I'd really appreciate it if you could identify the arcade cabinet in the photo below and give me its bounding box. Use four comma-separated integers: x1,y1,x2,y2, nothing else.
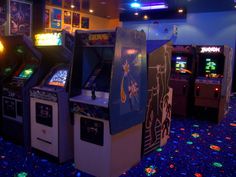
142,40,173,156
0,37,21,133
70,28,147,177
1,35,42,148
169,45,195,117
30,31,74,163
194,45,232,123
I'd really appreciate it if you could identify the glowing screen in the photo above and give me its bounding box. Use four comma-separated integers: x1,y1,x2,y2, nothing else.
175,56,187,73
198,56,224,78
48,69,68,87
205,58,216,73
18,65,34,79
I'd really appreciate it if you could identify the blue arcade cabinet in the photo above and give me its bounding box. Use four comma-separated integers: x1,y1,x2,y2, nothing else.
69,27,147,177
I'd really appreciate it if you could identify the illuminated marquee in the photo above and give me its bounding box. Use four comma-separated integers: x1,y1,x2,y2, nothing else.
88,33,111,45
89,34,109,41
200,47,221,53
35,33,62,46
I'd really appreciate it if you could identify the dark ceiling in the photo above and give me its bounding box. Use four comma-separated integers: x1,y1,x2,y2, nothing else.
79,0,236,19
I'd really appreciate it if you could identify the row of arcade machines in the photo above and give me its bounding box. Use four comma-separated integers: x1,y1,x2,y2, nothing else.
1,28,173,176
170,45,232,123
0,31,75,164
69,28,173,177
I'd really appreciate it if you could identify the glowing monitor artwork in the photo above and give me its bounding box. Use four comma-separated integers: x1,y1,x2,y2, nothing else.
198,56,224,78
48,69,68,87
205,58,216,73
175,56,187,73
18,65,34,79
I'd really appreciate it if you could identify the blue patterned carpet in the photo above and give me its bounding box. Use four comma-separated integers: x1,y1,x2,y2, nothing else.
0,97,235,177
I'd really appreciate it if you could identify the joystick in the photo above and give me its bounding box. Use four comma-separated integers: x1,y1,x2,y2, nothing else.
91,84,96,100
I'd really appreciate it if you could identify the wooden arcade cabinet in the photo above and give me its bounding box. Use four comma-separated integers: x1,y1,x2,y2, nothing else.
194,45,232,123
169,45,196,117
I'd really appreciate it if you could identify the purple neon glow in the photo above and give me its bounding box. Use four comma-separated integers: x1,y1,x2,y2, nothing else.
139,2,168,10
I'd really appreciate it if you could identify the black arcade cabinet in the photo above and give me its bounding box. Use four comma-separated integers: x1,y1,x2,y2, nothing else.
142,40,173,156
169,45,195,117
30,31,74,162
0,38,19,132
1,35,42,147
70,28,147,177
194,45,232,123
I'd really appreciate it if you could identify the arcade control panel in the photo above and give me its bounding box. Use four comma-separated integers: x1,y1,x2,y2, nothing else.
195,77,221,108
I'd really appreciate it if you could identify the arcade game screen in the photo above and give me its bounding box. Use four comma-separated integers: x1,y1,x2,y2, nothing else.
199,56,224,78
48,69,68,87
93,62,112,92
18,64,35,79
82,47,114,92
172,56,189,74
205,58,216,73
84,61,112,92
175,56,187,73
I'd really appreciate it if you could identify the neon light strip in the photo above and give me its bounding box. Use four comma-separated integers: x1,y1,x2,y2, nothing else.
140,4,168,10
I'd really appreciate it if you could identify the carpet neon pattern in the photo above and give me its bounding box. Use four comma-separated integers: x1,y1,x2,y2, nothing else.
0,97,235,177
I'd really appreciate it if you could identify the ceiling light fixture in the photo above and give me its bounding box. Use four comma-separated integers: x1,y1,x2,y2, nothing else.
89,9,94,13
130,2,141,8
70,4,75,9
178,8,184,13
143,15,148,20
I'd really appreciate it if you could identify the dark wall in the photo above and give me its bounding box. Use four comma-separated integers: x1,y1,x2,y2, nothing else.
32,0,46,36
233,40,236,93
